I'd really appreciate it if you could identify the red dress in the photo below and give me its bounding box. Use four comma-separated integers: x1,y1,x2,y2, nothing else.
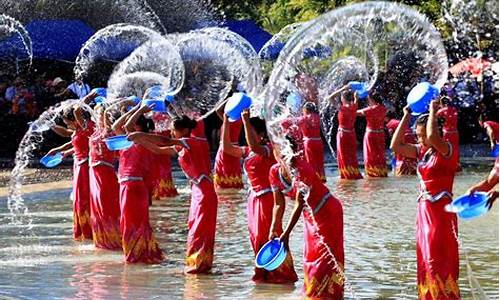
151,130,178,200
177,138,218,273
89,129,121,249
298,113,325,181
214,120,243,189
336,103,362,179
118,144,164,264
270,161,344,299
191,118,211,172
71,121,94,241
361,104,388,177
483,121,499,143
437,106,460,171
242,144,298,283
416,143,460,299
386,119,417,176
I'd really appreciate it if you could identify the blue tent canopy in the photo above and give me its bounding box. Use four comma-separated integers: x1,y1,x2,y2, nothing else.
0,19,95,61
222,20,272,52
0,19,272,62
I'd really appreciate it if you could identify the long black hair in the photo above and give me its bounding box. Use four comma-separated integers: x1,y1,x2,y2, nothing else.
173,115,197,131
137,115,155,132
249,117,268,140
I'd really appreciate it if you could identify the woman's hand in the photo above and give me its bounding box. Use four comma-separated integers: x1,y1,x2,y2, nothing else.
466,186,479,195
279,232,290,250
241,109,250,121
140,103,154,113
403,105,412,116
61,150,72,158
268,229,279,241
46,148,59,156
486,189,499,210
429,99,440,112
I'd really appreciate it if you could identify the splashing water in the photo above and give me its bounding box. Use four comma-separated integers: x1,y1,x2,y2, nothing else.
74,24,163,82
0,14,33,70
7,99,79,229
171,28,263,118
107,37,185,100
263,1,448,164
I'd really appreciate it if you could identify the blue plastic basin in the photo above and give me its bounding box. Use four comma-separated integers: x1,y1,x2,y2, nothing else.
94,96,106,104
92,87,107,97
142,99,167,112
286,92,302,114
255,239,287,271
225,92,253,122
491,144,499,158
348,81,369,100
40,152,63,168
104,135,133,151
406,82,439,115
447,192,489,220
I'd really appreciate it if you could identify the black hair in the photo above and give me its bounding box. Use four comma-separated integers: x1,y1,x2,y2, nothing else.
136,115,155,133
249,117,268,139
62,106,75,121
415,113,444,131
173,115,197,131
368,89,384,104
303,102,318,113
341,90,353,103
440,96,452,106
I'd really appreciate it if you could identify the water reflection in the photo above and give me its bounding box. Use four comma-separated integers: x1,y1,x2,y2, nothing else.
0,169,497,299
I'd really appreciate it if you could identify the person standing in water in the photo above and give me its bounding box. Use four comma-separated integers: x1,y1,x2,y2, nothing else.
214,100,244,190
329,86,363,180
467,157,499,210
112,104,164,264
437,96,460,171
479,115,499,149
391,100,460,299
221,110,298,283
47,104,94,241
297,102,326,182
88,103,121,249
386,118,417,176
129,114,218,273
269,139,344,299
357,91,388,177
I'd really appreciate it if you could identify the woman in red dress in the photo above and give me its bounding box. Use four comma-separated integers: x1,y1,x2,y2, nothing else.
48,105,94,241
335,90,362,179
213,102,244,190
391,100,460,299
129,114,218,273
479,116,499,149
150,113,178,200
386,118,417,176
191,116,212,172
88,105,121,249
357,93,388,177
437,96,460,171
221,110,298,283
269,141,344,299
112,104,164,264
298,102,325,182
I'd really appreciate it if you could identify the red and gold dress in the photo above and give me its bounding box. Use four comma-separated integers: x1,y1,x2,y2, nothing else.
191,118,212,172
71,121,94,241
298,113,325,181
336,103,362,179
360,104,388,177
89,129,121,249
416,143,460,299
177,138,218,273
214,120,243,189
118,144,164,264
151,130,178,200
242,144,298,283
270,160,344,299
386,119,417,176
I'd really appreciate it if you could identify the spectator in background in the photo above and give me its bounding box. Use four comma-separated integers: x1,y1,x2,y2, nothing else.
5,76,35,116
67,75,91,99
52,77,69,103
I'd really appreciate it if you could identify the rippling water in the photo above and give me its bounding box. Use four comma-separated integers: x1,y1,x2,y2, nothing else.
0,165,497,299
